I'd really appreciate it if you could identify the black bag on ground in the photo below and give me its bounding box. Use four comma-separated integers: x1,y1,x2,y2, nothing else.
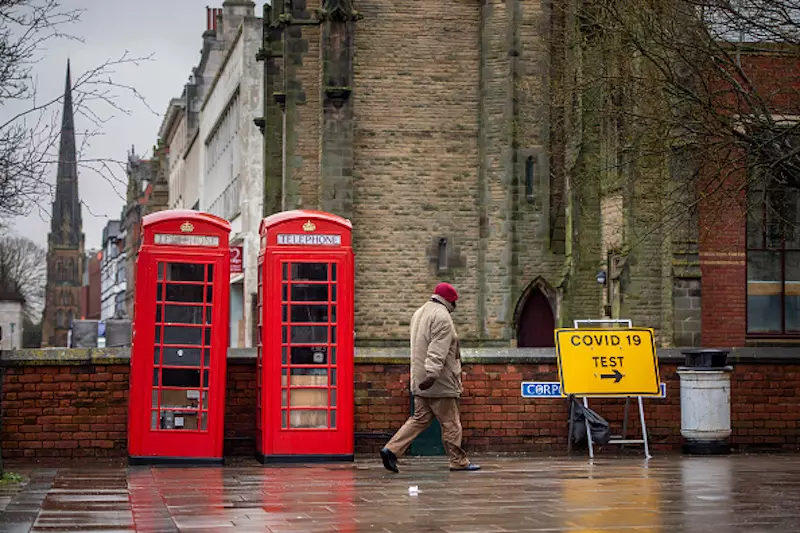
569,398,611,445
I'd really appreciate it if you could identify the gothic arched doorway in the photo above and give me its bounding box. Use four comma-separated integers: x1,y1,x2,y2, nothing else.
515,279,556,348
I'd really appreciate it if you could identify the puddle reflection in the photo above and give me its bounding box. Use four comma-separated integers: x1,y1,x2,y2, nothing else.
680,457,733,531
561,472,662,532
259,466,356,532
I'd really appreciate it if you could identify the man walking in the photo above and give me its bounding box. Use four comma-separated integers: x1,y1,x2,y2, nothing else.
380,283,480,473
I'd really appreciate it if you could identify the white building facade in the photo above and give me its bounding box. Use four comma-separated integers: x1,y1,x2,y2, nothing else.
159,2,263,348
100,220,126,320
0,298,24,350
198,4,263,349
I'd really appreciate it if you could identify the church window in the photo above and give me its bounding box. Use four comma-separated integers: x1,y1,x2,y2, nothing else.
56,310,65,329
525,156,536,202
437,238,448,272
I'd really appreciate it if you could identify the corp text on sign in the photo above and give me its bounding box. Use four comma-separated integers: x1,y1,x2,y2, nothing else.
555,328,660,397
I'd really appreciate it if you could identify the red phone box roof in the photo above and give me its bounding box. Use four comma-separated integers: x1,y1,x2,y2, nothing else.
142,210,231,248
260,210,352,250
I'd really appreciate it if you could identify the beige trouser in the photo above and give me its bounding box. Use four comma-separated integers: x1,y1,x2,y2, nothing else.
384,396,470,468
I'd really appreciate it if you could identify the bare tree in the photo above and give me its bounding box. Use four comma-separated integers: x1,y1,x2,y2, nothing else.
0,0,154,224
537,0,800,247
0,235,46,321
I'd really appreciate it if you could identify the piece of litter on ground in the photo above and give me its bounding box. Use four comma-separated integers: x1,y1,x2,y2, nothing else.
408,485,420,495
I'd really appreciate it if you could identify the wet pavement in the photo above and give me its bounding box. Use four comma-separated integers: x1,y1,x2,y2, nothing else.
1,455,800,532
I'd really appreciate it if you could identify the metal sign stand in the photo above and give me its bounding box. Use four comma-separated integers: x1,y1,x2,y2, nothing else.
567,319,652,460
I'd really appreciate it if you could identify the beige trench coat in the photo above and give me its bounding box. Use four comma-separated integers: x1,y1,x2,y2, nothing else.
409,294,462,398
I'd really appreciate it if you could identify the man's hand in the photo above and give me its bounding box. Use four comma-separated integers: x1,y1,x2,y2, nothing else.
419,376,436,391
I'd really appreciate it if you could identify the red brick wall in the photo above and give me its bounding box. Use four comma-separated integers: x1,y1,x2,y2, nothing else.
0,361,258,461
698,152,747,347
223,362,258,455
354,362,800,453
1,365,130,459
2,361,799,461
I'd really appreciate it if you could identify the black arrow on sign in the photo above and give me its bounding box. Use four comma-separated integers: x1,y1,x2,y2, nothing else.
600,369,623,383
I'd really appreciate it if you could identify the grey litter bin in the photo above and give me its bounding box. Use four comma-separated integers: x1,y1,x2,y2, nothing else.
71,320,99,348
677,349,732,455
106,319,132,347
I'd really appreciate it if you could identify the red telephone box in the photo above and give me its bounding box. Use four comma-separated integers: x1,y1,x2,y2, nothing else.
128,210,231,464
257,210,354,462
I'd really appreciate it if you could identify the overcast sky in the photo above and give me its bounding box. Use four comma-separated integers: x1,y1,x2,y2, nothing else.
9,0,209,251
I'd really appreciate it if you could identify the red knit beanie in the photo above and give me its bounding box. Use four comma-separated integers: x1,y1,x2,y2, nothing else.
434,282,459,303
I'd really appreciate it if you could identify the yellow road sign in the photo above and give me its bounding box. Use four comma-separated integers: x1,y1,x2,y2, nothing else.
555,328,660,397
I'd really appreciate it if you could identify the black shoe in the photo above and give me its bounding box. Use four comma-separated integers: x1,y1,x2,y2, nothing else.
380,447,399,473
450,463,481,472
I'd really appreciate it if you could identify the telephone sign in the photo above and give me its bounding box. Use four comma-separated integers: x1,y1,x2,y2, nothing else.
555,328,660,397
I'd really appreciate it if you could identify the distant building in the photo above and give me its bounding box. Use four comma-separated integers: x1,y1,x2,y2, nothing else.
100,222,126,320
81,249,102,320
120,145,169,319
41,62,84,347
0,286,24,350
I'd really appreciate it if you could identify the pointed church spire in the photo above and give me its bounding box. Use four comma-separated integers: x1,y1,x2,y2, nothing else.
41,60,85,347
50,59,82,247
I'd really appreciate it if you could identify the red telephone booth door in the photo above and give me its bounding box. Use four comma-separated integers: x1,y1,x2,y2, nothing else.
261,253,353,460
129,254,228,462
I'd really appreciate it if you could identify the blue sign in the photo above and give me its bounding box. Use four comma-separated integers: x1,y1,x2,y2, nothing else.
521,382,666,399
521,382,562,398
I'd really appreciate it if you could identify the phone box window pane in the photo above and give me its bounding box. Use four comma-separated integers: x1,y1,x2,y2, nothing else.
163,305,204,324
161,368,200,388
165,284,204,303
167,263,205,282
163,326,203,346
290,325,328,344
291,284,329,302
162,347,201,367
290,410,327,429
291,263,327,281
291,346,327,365
291,305,329,323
